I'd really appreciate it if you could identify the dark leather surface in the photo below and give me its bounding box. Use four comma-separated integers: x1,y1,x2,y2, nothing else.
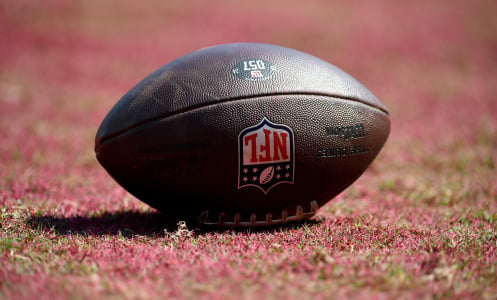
96,43,387,148
95,43,390,225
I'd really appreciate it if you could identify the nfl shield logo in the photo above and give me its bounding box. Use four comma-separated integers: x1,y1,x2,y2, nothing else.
238,117,295,194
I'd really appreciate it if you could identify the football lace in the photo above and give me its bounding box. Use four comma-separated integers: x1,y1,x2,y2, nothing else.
198,200,319,227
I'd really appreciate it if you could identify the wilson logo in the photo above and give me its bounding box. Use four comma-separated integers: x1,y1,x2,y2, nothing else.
238,118,295,194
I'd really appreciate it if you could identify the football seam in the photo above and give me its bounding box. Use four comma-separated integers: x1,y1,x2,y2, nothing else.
96,91,388,152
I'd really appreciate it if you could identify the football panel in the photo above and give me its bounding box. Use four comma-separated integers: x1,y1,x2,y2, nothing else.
95,43,387,146
96,94,390,222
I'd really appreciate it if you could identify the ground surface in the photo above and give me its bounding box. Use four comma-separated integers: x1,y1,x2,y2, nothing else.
1,0,496,299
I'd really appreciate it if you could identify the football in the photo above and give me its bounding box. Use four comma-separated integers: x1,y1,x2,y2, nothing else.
95,43,390,227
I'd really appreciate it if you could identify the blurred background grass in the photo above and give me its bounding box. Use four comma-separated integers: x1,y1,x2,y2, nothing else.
1,0,496,212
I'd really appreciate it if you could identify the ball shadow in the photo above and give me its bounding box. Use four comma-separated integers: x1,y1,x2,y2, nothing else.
27,210,179,237
27,210,323,238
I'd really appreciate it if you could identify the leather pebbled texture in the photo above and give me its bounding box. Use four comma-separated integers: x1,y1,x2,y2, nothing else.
95,43,387,148
95,43,390,226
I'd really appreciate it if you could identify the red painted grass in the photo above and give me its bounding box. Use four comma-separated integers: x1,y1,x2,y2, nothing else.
1,0,496,299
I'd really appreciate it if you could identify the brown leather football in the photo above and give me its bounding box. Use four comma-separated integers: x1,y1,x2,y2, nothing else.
95,43,390,227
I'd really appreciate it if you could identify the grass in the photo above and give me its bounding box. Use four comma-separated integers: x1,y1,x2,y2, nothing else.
2,210,496,298
1,0,497,299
